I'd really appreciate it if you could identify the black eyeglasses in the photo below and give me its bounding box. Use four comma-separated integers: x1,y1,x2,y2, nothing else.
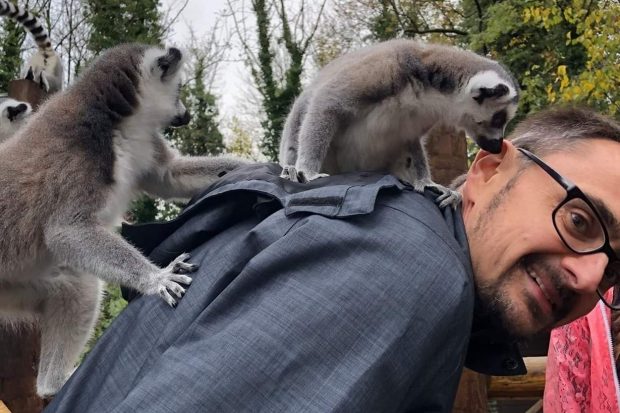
518,148,620,310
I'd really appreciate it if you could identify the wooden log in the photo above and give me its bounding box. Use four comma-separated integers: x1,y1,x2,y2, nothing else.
452,368,489,413
487,357,547,399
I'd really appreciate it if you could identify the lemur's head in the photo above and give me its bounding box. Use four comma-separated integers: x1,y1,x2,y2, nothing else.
0,97,31,143
138,46,191,129
458,70,519,154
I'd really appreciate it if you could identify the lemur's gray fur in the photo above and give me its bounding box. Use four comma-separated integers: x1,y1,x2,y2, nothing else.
0,43,249,397
0,0,63,93
0,96,31,142
279,39,519,207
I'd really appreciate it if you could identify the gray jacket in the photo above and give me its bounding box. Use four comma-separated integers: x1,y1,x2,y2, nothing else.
45,163,523,413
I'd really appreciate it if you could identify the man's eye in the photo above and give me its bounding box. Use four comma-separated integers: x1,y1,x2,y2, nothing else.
568,211,596,236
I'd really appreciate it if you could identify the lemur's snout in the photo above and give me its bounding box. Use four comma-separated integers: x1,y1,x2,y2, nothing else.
7,103,28,121
170,110,191,127
477,136,503,154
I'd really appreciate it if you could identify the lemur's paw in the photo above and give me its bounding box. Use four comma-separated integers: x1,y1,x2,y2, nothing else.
412,180,462,209
280,166,328,183
429,183,462,209
154,253,196,307
280,165,301,182
300,171,329,182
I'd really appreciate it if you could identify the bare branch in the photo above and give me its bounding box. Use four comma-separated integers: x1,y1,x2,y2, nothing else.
301,0,327,53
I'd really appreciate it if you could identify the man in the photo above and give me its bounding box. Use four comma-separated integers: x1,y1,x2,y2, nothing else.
45,107,620,412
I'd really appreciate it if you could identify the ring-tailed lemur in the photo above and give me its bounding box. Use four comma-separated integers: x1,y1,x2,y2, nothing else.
0,96,31,142
279,38,519,207
0,0,63,94
0,43,249,397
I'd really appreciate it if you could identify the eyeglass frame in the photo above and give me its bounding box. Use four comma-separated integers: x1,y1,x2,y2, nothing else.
517,147,620,310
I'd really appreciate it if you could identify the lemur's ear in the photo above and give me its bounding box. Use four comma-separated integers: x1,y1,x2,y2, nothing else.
472,83,509,105
156,47,183,80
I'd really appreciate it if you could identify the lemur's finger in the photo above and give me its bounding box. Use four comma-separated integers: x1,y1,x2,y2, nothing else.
174,261,198,274
167,283,186,298
158,286,177,307
169,273,193,285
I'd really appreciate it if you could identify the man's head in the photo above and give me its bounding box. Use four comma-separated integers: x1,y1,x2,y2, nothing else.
460,106,620,339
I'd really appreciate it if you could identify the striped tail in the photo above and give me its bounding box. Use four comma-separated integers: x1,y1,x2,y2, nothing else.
0,0,52,50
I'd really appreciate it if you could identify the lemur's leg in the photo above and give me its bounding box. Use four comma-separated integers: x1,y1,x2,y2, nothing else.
44,222,196,308
279,92,310,168
292,97,343,182
36,270,102,397
399,138,461,209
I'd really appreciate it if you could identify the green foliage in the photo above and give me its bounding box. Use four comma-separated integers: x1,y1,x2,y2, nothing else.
167,55,225,156
85,284,127,354
250,0,310,161
227,116,255,158
370,0,401,41
527,1,620,115
85,0,164,53
0,19,26,92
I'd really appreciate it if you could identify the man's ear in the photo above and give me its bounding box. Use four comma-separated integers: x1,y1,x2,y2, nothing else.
469,140,514,183
463,140,517,205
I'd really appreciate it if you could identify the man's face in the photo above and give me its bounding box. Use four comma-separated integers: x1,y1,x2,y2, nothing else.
461,139,620,339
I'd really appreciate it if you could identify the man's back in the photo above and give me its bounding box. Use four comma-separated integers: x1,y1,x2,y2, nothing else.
46,164,474,413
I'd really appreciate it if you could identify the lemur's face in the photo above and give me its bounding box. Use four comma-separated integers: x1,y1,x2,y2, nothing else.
138,46,191,129
458,70,519,154
0,98,32,143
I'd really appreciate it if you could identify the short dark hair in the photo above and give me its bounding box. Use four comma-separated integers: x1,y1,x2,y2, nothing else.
509,106,620,156
449,106,620,189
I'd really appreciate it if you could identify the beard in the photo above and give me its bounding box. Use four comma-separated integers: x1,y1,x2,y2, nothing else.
475,255,577,340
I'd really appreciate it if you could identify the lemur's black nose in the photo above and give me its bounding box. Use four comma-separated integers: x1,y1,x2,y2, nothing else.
477,136,503,154
170,110,191,127
7,103,28,121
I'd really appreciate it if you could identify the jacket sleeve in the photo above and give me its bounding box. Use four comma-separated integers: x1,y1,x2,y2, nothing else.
46,200,473,413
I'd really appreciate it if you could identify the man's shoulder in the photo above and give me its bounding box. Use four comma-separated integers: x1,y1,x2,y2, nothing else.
201,163,470,270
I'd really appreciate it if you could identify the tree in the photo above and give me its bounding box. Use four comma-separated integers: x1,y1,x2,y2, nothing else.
167,54,225,156
0,18,26,92
227,116,255,158
525,0,620,116
227,0,327,161
85,0,164,53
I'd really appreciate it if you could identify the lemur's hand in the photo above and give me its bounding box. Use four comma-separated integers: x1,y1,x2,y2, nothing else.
147,253,196,307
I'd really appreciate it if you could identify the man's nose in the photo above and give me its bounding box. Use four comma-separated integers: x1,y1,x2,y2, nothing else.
561,252,609,293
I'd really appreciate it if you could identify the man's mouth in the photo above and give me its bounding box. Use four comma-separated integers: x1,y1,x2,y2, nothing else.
524,263,562,314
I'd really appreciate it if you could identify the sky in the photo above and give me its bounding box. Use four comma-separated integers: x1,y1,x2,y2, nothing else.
160,0,249,123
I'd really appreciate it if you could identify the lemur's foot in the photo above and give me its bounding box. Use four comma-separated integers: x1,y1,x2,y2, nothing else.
280,166,329,183
149,253,196,307
413,180,462,209
280,165,301,182
36,367,74,398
